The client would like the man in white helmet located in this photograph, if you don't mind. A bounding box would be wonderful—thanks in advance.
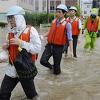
[66,6,82,58]
[0,6,41,100]
[40,4,73,75]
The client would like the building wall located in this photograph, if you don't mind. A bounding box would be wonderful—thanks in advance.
[49,0,78,12]
[0,0,79,13]
[80,0,93,17]
[0,0,17,13]
[0,0,34,23]
[0,0,34,13]
[42,0,47,12]
[92,0,100,8]
[18,0,34,12]
[0,0,81,14]
[65,0,78,7]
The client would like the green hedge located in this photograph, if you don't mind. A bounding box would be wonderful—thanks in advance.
[0,9,81,27]
[24,12,54,26]
[0,22,7,27]
[24,8,81,26]
[98,8,100,16]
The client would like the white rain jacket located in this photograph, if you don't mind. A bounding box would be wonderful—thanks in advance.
[0,15,41,78]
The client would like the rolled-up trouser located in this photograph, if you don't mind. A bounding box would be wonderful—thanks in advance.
[84,31,97,50]
[0,75,37,100]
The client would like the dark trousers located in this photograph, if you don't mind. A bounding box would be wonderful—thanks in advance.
[63,43,69,54]
[72,35,78,57]
[40,44,64,75]
[0,75,37,100]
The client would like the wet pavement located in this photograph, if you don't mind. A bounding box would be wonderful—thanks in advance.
[0,28,100,100]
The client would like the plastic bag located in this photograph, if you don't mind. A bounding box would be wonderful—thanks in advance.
[0,50,8,62]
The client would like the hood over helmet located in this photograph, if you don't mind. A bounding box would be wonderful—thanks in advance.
[6,5,25,16]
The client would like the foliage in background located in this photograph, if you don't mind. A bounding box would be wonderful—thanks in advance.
[76,5,81,17]
[24,12,54,26]
[0,13,7,27]
[0,8,81,27]
[98,8,100,16]
[0,22,7,27]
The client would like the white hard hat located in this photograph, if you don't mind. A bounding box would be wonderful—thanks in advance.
[69,6,77,12]
[56,4,68,12]
[6,6,25,16]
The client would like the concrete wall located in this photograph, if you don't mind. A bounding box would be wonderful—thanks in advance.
[0,0,34,13]
[80,0,93,17]
[0,0,79,13]
[0,0,17,13]
[18,0,34,12]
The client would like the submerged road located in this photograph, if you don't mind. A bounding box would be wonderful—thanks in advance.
[0,29,100,100]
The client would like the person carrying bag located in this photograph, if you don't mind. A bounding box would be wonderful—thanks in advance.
[8,26,38,79]
[14,48,38,79]
[0,6,41,100]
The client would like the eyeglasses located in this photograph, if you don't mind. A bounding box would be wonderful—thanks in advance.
[7,15,14,20]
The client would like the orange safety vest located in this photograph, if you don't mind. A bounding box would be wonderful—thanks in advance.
[8,26,38,64]
[86,16,99,32]
[47,19,67,45]
[67,17,80,35]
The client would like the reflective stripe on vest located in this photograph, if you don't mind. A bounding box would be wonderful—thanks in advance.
[86,16,99,32]
[8,26,38,64]
[47,19,67,45]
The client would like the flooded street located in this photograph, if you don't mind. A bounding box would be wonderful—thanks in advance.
[0,27,100,100]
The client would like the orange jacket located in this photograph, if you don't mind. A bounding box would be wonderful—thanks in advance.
[86,16,99,32]
[67,17,80,35]
[47,19,67,45]
[8,27,38,64]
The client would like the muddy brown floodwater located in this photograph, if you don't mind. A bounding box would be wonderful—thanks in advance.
[0,27,100,100]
